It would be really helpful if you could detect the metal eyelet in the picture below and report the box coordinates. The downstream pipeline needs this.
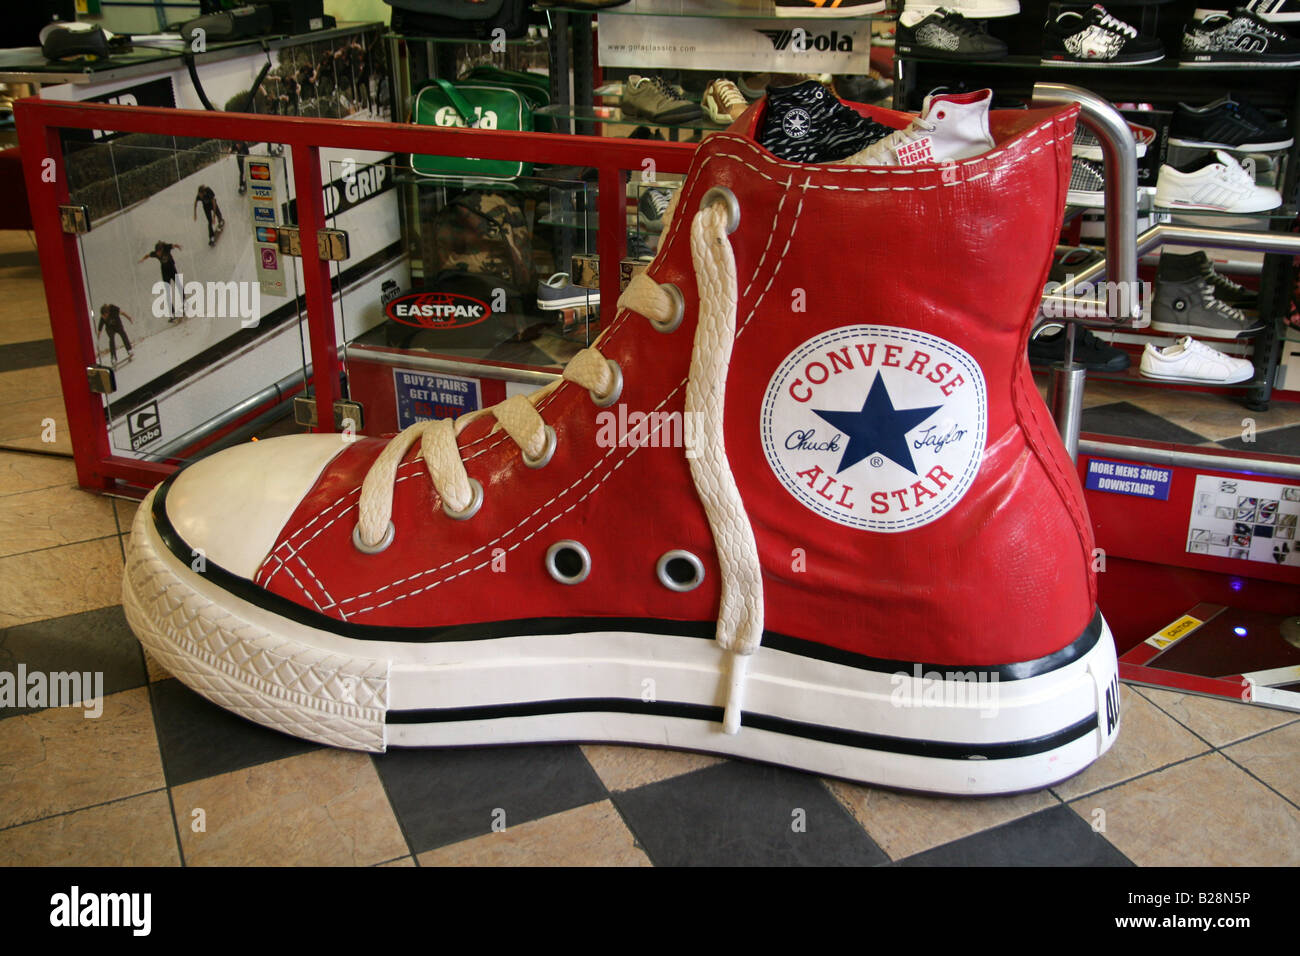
[442,477,484,520]
[649,282,685,334]
[545,540,591,585]
[522,425,557,469]
[699,186,740,234]
[352,521,395,555]
[589,360,623,407]
[656,549,705,592]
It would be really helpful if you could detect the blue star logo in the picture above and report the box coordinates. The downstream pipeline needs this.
[813,373,941,476]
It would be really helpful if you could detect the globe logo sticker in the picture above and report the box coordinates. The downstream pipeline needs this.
[760,325,987,532]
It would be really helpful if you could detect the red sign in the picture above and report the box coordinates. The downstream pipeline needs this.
[385,292,491,330]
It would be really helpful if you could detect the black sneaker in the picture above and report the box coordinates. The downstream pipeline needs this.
[1161,251,1260,310]
[1244,0,1300,22]
[896,9,1008,61]
[1029,326,1131,372]
[1042,4,1166,66]
[758,79,893,163]
[1170,95,1294,151]
[1181,8,1300,66]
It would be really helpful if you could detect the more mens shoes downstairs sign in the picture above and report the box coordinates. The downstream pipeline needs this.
[1085,458,1173,500]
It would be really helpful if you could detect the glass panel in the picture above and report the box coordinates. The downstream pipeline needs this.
[331,155,601,436]
[65,131,309,463]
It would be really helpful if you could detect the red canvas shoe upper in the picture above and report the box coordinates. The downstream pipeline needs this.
[232,98,1091,669]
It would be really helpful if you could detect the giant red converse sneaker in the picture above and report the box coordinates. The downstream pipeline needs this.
[123,95,1119,795]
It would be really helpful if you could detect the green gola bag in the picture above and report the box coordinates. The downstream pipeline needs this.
[411,78,533,181]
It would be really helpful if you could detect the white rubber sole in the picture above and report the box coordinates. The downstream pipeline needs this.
[773,2,886,17]
[1169,136,1294,152]
[1149,319,1262,338]
[901,0,1019,16]
[1139,366,1253,385]
[123,488,1121,795]
[537,294,597,311]
[1040,54,1166,67]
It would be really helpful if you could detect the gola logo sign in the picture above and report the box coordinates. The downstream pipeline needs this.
[760,326,987,532]
[756,29,854,52]
[386,292,490,330]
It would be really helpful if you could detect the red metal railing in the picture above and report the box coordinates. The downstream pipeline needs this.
[13,98,696,492]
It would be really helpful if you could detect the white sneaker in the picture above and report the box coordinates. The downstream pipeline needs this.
[904,0,1020,18]
[1139,336,1253,384]
[837,88,994,167]
[1154,149,1283,212]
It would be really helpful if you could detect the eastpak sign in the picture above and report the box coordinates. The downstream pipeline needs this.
[761,325,987,532]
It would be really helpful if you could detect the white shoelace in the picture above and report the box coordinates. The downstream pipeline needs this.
[712,81,746,112]
[1097,11,1137,37]
[354,197,763,734]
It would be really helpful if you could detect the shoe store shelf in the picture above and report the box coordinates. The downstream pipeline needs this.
[536,103,730,132]
[383,30,550,48]
[536,0,900,21]
[896,53,1300,73]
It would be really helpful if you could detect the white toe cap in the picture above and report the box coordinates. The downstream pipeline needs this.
[164,434,352,579]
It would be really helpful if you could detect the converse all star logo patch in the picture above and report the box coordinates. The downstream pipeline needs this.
[782,108,812,139]
[760,325,987,532]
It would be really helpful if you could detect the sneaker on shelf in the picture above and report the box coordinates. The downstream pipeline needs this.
[774,0,886,16]
[638,186,673,234]
[1169,95,1294,151]
[537,273,598,311]
[1042,4,1166,66]
[758,79,893,163]
[837,88,995,166]
[626,232,656,261]
[702,79,749,125]
[739,73,832,101]
[1154,149,1283,212]
[1072,119,1155,159]
[1245,0,1300,21]
[1029,325,1131,372]
[1152,255,1266,337]
[1140,336,1255,383]
[903,0,1020,18]
[896,8,1009,60]
[833,72,891,103]
[1181,8,1300,66]
[1066,156,1107,207]
[1162,250,1259,309]
[621,75,702,124]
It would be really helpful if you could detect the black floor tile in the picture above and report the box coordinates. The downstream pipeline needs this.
[149,677,320,787]
[0,605,146,718]
[0,338,56,373]
[892,804,1133,867]
[612,760,887,866]
[1217,423,1300,457]
[372,744,608,854]
[1082,402,1207,445]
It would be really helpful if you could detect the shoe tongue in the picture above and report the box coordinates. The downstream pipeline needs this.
[1213,148,1239,167]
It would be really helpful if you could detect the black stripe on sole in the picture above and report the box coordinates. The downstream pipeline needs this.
[386,697,1100,762]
